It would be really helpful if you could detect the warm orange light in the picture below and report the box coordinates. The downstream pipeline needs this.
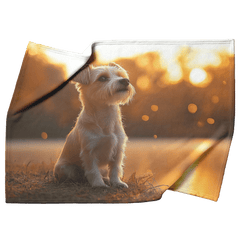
[157,79,167,88]
[136,55,150,68]
[187,51,221,68]
[190,68,207,83]
[167,63,182,83]
[211,95,219,104]
[196,141,212,152]
[197,121,204,127]
[153,58,161,70]
[151,105,158,112]
[207,118,215,125]
[153,135,157,139]
[28,42,41,56]
[142,115,149,121]
[137,76,151,90]
[41,132,48,139]
[189,68,211,88]
[188,103,198,114]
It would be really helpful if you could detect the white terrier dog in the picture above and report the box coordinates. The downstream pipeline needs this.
[53,63,135,188]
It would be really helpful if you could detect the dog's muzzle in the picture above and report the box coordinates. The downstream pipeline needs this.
[117,78,130,93]
[119,78,130,87]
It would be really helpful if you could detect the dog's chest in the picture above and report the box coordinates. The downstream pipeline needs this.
[96,107,120,135]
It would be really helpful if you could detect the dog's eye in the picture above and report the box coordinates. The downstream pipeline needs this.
[98,76,109,82]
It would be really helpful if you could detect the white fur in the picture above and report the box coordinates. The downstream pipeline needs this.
[53,63,135,188]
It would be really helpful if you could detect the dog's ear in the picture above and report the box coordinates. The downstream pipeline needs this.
[109,62,124,70]
[72,65,92,85]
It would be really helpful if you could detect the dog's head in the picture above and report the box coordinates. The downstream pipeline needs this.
[72,63,135,106]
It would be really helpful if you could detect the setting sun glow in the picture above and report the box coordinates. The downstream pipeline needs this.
[189,68,211,88]
[190,68,206,83]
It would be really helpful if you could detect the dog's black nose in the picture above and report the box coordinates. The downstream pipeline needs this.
[119,78,130,86]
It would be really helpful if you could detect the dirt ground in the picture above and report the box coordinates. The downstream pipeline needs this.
[5,161,163,203]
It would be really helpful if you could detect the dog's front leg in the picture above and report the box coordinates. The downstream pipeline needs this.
[109,142,128,188]
[81,151,108,188]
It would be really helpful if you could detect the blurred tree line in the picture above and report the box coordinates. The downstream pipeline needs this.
[7,49,234,139]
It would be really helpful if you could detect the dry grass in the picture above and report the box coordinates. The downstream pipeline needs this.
[5,161,163,203]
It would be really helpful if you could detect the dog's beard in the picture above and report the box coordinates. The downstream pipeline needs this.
[116,86,129,93]
[92,87,133,106]
[108,84,135,105]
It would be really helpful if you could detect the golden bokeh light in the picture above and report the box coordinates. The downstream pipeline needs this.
[136,55,150,68]
[190,68,207,83]
[188,103,198,114]
[187,51,221,68]
[207,118,215,125]
[220,54,230,67]
[167,63,182,83]
[136,75,151,90]
[153,58,162,70]
[151,105,159,112]
[211,95,219,104]
[197,121,204,127]
[189,68,212,88]
[142,115,149,121]
[153,135,158,139]
[41,132,48,139]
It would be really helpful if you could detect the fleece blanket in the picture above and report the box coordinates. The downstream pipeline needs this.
[6,40,234,203]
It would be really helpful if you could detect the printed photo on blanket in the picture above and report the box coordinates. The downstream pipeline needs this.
[6,40,234,203]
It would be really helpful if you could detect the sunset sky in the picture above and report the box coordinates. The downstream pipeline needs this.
[41,41,234,86]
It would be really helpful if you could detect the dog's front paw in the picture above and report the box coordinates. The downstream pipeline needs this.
[92,180,109,188]
[111,180,128,188]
